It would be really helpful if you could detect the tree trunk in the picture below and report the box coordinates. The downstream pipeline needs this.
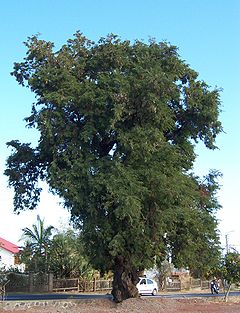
[111,256,139,303]
[224,282,231,302]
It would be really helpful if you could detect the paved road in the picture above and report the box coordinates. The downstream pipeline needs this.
[4,293,113,301]
[4,291,240,301]
[160,291,240,298]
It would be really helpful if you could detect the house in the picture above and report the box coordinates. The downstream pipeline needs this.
[0,236,23,271]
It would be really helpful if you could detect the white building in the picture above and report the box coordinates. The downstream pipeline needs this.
[0,236,24,271]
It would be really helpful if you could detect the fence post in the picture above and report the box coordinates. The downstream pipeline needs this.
[48,273,53,292]
[29,273,33,293]
[162,278,165,291]
[83,279,86,292]
[93,278,97,292]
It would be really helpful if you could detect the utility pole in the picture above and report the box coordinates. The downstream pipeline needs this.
[225,234,229,253]
[225,231,234,254]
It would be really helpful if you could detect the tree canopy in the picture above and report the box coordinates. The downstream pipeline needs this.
[49,229,94,279]
[5,32,222,302]
[20,215,54,272]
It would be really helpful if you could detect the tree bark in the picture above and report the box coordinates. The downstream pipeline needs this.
[111,256,139,303]
[224,283,231,302]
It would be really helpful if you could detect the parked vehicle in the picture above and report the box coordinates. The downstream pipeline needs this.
[137,277,158,295]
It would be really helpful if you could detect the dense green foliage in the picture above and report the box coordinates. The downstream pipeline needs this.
[212,252,240,301]
[49,229,94,278]
[5,32,222,301]
[223,252,240,285]
[20,217,92,278]
[20,215,54,272]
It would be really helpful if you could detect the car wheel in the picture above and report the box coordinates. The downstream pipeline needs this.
[152,288,157,296]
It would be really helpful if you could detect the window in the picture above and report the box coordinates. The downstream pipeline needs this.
[14,255,20,265]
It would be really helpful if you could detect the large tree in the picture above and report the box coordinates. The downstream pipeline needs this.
[5,32,222,302]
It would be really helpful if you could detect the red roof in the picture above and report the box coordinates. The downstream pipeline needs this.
[0,237,19,254]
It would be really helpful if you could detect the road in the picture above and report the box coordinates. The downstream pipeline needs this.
[4,293,112,301]
[160,291,240,298]
[4,291,240,301]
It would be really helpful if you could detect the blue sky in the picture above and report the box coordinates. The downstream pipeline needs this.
[1,0,239,248]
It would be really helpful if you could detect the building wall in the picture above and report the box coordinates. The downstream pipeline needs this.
[0,247,15,268]
[0,248,25,272]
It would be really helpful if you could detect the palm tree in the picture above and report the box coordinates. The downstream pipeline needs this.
[21,215,54,272]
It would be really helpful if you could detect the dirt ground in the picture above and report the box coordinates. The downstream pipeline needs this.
[2,297,240,313]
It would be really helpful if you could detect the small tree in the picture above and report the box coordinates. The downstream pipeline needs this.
[220,252,240,302]
[156,259,174,290]
[20,215,54,272]
[49,229,94,279]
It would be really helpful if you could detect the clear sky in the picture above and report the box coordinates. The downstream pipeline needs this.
[0,0,239,250]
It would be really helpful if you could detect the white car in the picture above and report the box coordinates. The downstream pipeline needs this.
[137,277,158,295]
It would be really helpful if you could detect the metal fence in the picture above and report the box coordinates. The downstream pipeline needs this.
[3,272,53,293]
[5,272,29,292]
